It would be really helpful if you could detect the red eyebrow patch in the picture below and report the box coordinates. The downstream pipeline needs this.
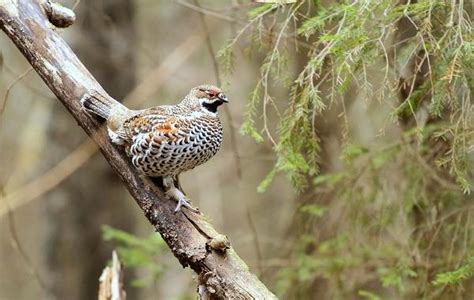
[207,90,219,97]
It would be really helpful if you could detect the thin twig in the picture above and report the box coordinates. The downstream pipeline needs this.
[0,140,97,217]
[245,203,264,276]
[124,33,204,104]
[2,64,52,98]
[72,0,81,11]
[4,191,51,297]
[0,67,33,117]
[174,0,312,49]
[193,0,222,84]
[261,3,302,147]
[174,0,237,22]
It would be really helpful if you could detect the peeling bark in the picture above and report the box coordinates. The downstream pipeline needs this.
[0,0,276,298]
[98,251,126,300]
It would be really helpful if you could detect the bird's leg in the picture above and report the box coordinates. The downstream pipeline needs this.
[162,176,199,213]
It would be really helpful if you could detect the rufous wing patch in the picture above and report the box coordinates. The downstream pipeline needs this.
[155,116,178,134]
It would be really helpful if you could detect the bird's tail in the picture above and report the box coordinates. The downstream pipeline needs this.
[80,91,127,120]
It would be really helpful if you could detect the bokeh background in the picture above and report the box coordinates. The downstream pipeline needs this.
[0,1,472,299]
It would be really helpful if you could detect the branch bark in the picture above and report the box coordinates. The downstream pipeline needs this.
[0,1,276,298]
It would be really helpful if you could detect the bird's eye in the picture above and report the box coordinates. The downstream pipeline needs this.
[206,90,218,98]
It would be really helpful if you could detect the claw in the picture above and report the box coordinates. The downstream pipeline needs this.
[174,196,199,213]
[163,176,199,213]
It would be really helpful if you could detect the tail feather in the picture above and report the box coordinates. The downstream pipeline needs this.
[81,91,125,119]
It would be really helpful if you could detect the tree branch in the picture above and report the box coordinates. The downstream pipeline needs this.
[0,0,276,298]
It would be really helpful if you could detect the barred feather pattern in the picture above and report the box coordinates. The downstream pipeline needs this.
[114,104,223,177]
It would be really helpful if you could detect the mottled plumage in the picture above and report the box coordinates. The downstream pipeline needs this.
[122,105,223,177]
[81,84,228,211]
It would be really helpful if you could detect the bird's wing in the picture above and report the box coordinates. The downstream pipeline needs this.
[120,108,192,145]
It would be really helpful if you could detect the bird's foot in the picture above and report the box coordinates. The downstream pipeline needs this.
[174,194,199,213]
[165,183,199,213]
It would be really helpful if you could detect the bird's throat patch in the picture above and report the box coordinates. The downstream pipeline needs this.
[202,101,222,113]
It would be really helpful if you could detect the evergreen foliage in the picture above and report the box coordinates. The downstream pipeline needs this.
[102,225,167,287]
[221,0,473,298]
[433,256,474,286]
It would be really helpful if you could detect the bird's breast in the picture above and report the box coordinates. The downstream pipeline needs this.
[128,115,223,177]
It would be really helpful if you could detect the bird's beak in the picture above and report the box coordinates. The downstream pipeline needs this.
[217,93,228,103]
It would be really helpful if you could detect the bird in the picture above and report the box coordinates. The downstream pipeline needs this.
[80,84,228,212]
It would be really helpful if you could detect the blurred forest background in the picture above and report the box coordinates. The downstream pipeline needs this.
[0,0,472,299]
